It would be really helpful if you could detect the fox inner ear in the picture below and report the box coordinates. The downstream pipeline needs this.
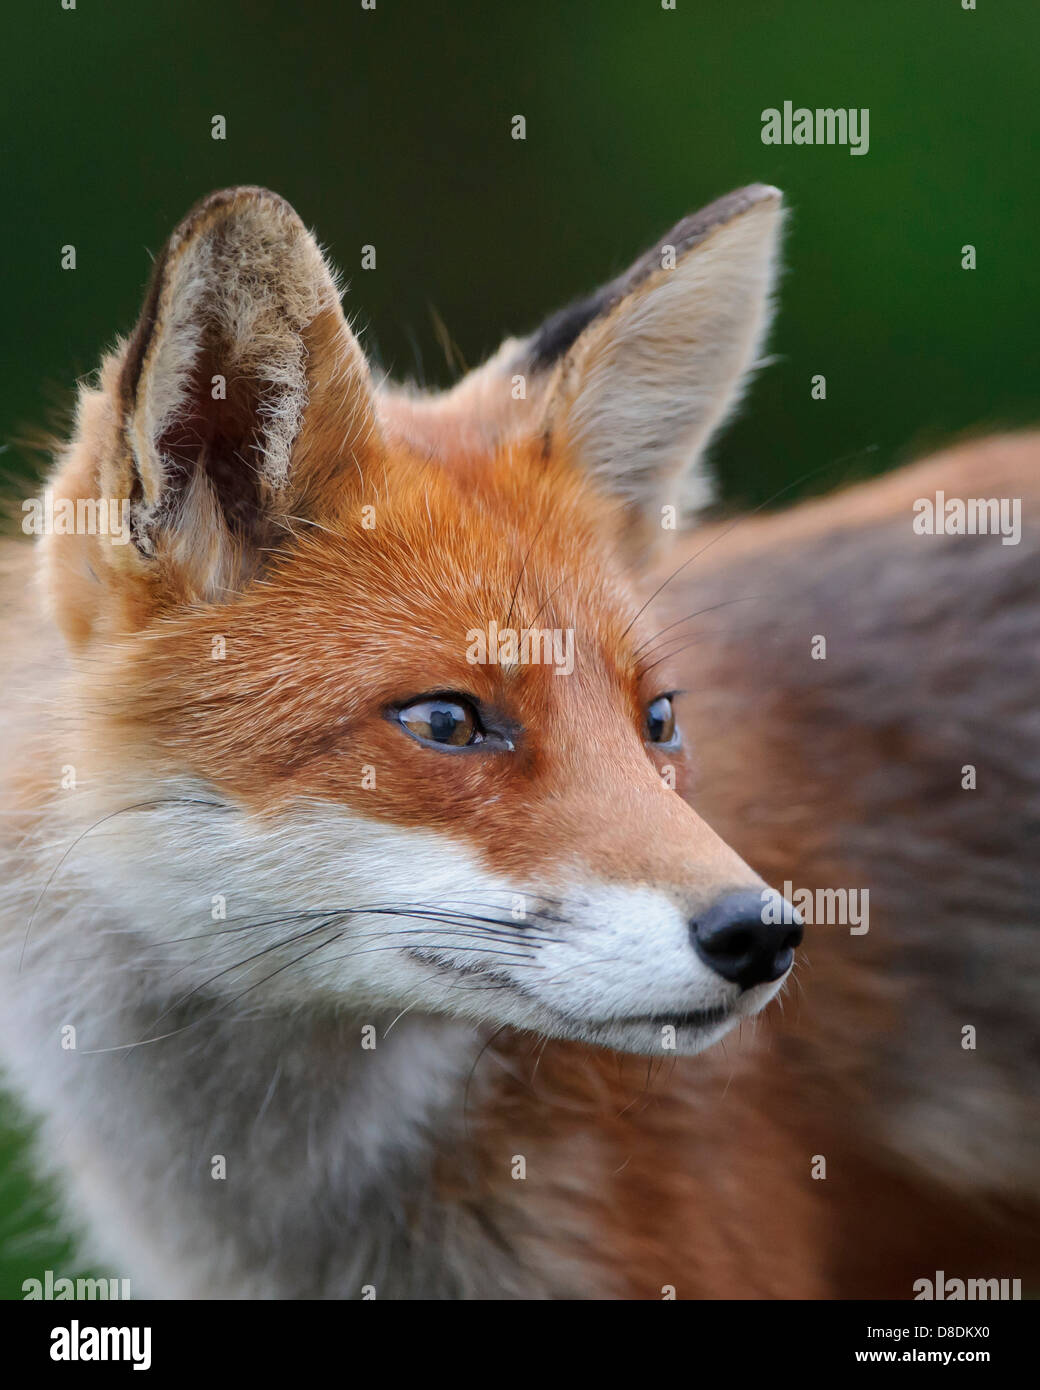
[530,185,783,547]
[116,186,378,601]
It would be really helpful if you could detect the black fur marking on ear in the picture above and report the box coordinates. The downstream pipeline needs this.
[119,240,171,421]
[119,188,293,423]
[522,185,778,372]
[526,284,618,371]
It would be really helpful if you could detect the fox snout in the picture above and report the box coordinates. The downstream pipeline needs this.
[692,888,804,990]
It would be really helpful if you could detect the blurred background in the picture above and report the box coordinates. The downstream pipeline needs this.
[1,0,1037,1297]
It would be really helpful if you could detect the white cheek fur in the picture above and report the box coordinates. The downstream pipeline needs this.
[50,782,781,1055]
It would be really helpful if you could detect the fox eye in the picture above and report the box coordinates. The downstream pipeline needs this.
[396,695,483,749]
[646,694,677,745]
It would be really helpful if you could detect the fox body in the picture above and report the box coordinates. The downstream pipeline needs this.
[0,186,1037,1298]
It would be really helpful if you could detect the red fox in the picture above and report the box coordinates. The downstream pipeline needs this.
[1,185,1036,1298]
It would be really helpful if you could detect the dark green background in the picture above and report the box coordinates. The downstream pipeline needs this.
[1,0,1037,1298]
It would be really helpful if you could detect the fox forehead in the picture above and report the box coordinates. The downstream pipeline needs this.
[98,431,676,867]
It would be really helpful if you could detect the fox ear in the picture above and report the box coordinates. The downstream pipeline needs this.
[531,185,782,545]
[110,186,378,601]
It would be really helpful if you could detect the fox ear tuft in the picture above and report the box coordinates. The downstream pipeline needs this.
[114,186,377,600]
[532,185,783,547]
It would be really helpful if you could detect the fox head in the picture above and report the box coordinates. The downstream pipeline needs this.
[41,184,799,1056]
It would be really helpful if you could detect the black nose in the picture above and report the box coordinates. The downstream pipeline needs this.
[691,889,802,989]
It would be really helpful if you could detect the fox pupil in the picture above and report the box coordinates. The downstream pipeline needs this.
[398,696,478,748]
[647,696,676,744]
[430,707,459,742]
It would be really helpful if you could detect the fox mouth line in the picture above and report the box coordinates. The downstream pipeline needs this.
[590,1006,731,1030]
[405,950,734,1032]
